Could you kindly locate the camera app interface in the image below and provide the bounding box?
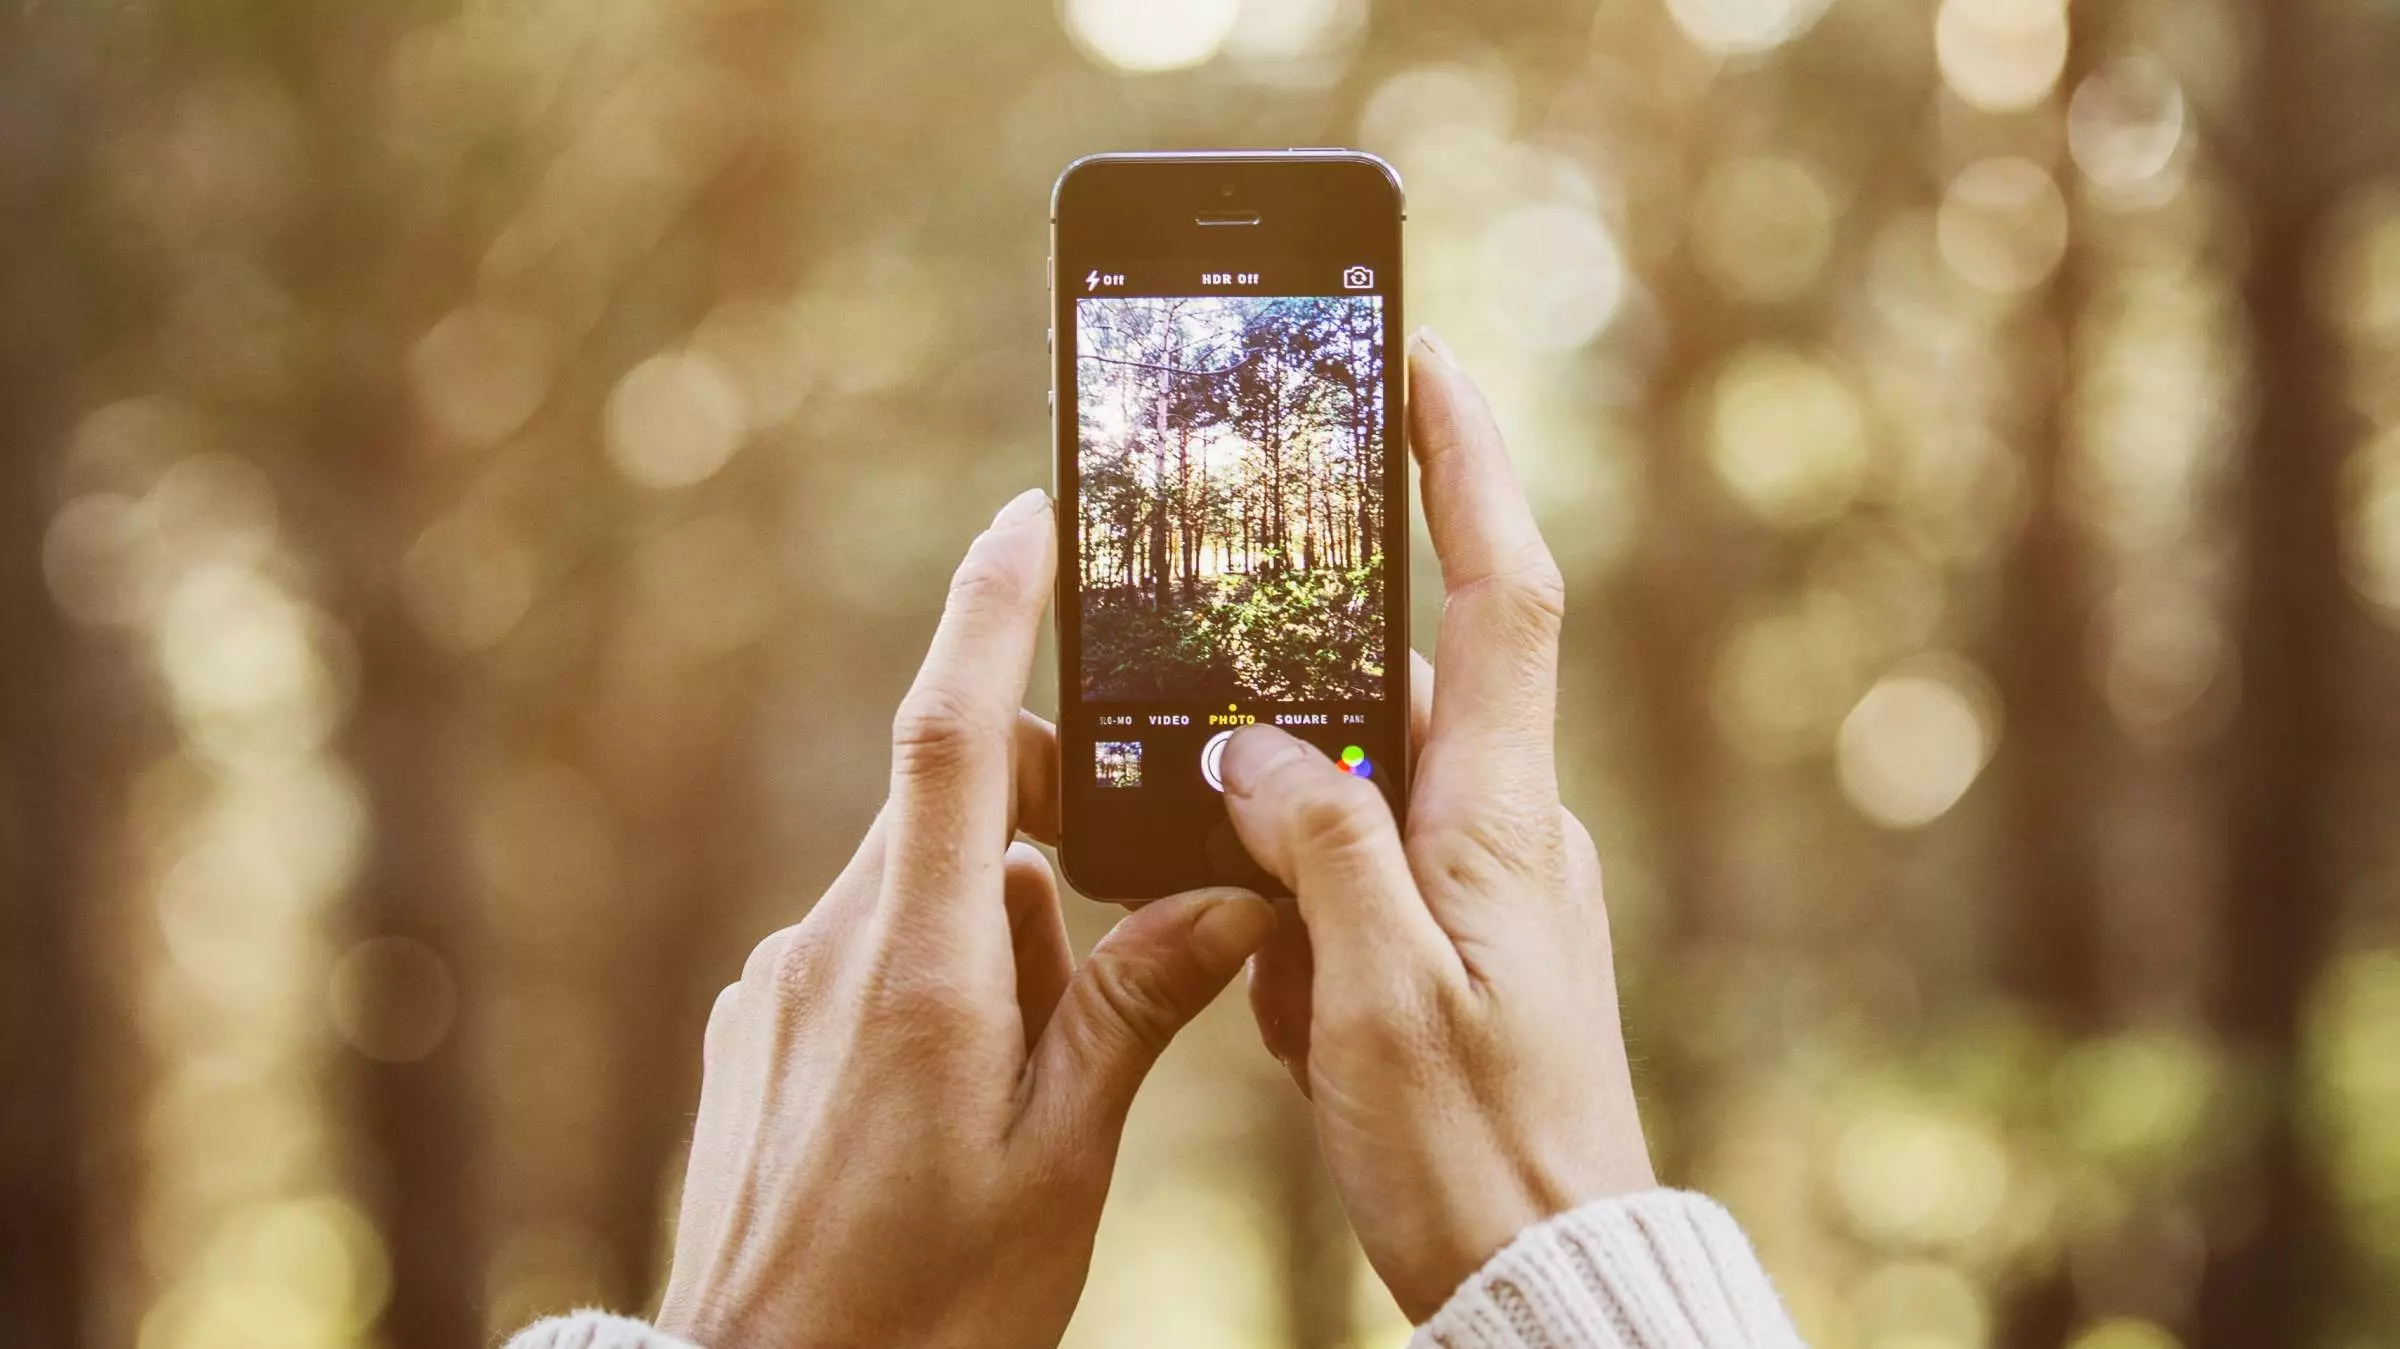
[1073,270,1393,800]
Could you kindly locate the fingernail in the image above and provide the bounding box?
[1191,894,1276,974]
[1414,327,1459,370]
[1221,725,1312,799]
[991,487,1051,529]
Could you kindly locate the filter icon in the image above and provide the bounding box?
[1338,745,1373,779]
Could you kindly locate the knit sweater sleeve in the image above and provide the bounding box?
[502,1310,700,1349]
[502,1191,1800,1349]
[1411,1190,1806,1349]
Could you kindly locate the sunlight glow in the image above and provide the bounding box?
[1064,0,1241,73]
[1834,1100,2012,1248]
[1478,203,1625,350]
[1359,63,1515,160]
[1227,0,1365,79]
[1662,0,1832,57]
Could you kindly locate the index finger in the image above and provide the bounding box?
[1408,333,1565,817]
[882,489,1057,924]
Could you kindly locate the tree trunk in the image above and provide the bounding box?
[2193,3,2351,1342]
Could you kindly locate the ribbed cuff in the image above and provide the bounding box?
[1412,1190,1805,1349]
[503,1310,702,1349]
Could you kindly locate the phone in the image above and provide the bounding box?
[1050,150,1409,900]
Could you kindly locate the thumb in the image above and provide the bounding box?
[1020,889,1276,1140]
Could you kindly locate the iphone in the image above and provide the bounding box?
[1051,150,1409,899]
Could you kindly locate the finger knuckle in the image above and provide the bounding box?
[1418,810,1564,894]
[1321,971,1444,1060]
[1562,807,1603,874]
[891,683,993,778]
[740,927,804,987]
[947,547,1032,615]
[702,982,742,1054]
[1081,952,1186,1054]
[1291,778,1391,857]
[862,963,988,1041]
[1494,558,1568,631]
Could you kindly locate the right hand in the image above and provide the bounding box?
[1222,331,1655,1322]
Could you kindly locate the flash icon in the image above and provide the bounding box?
[1085,270,1101,292]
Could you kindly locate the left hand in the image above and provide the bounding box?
[653,488,1277,1349]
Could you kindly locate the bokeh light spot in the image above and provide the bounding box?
[1711,592,1874,763]
[402,507,537,652]
[604,351,747,489]
[2313,184,2400,349]
[328,936,458,1064]
[690,299,813,430]
[1063,0,1240,73]
[1704,344,1871,528]
[1663,0,1833,57]
[1691,155,1836,304]
[2306,950,2400,1220]
[1836,658,1999,829]
[1938,157,2070,295]
[798,247,945,397]
[142,1196,389,1349]
[1937,0,2070,113]
[2344,426,2400,624]
[2068,56,2188,200]
[1478,203,1625,351]
[154,565,347,772]
[155,839,309,1007]
[2053,1033,2220,1166]
[1359,64,1515,159]
[1854,1259,1990,1348]
[1833,1099,2012,1248]
[2068,1318,2185,1349]
[411,304,557,448]
[45,492,165,627]
[1227,0,1366,81]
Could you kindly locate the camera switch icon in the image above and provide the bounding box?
[1342,265,1374,290]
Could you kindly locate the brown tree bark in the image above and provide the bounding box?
[2193,2,2358,1343]
[0,15,91,1341]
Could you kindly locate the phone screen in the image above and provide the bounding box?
[1053,154,1406,898]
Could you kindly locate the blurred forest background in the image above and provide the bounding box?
[1078,294,1387,702]
[3,1,2398,1348]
